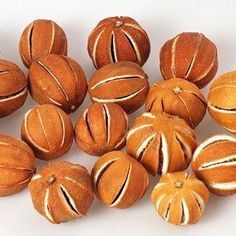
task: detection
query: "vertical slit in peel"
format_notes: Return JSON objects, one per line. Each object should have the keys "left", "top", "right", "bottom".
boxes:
{"left": 161, "top": 98, "right": 165, "bottom": 112}
{"left": 163, "top": 200, "right": 171, "bottom": 221}
{"left": 175, "top": 132, "right": 191, "bottom": 162}
{"left": 57, "top": 111, "right": 66, "bottom": 149}
{"left": 84, "top": 109, "right": 95, "bottom": 142}
{"left": 44, "top": 189, "right": 54, "bottom": 223}
{"left": 110, "top": 165, "right": 131, "bottom": 207}
{"left": 102, "top": 104, "right": 110, "bottom": 144}
{"left": 122, "top": 30, "right": 141, "bottom": 64}
{"left": 147, "top": 98, "right": 157, "bottom": 112}
{"left": 185, "top": 33, "right": 202, "bottom": 78}
{"left": 158, "top": 133, "right": 169, "bottom": 175}
{"left": 37, "top": 60, "right": 69, "bottom": 101}
{"left": 136, "top": 133, "right": 156, "bottom": 161}
{"left": 110, "top": 32, "right": 117, "bottom": 63}
{"left": 60, "top": 185, "right": 81, "bottom": 216}
{"left": 28, "top": 25, "right": 34, "bottom": 60}
{"left": 180, "top": 198, "right": 189, "bottom": 225}
{"left": 95, "top": 160, "right": 116, "bottom": 190}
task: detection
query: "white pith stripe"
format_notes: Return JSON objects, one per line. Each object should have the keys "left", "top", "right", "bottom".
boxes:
{"left": 153, "top": 182, "right": 167, "bottom": 190}
{"left": 180, "top": 198, "right": 190, "bottom": 225}
{"left": 121, "top": 29, "right": 142, "bottom": 64}
{"left": 48, "top": 21, "right": 55, "bottom": 53}
{"left": 175, "top": 132, "right": 192, "bottom": 163}
{"left": 171, "top": 35, "right": 180, "bottom": 78}
{"left": 64, "top": 176, "right": 92, "bottom": 196}
{"left": 24, "top": 109, "right": 50, "bottom": 153}
{"left": 94, "top": 159, "right": 118, "bottom": 185}
{"left": 0, "top": 87, "right": 27, "bottom": 102}
{"left": 91, "top": 86, "right": 145, "bottom": 103}
{"left": 37, "top": 60, "right": 69, "bottom": 101}
{"left": 60, "top": 184, "right": 83, "bottom": 216}
{"left": 37, "top": 109, "right": 51, "bottom": 151}
{"left": 0, "top": 175, "right": 32, "bottom": 189}
{"left": 44, "top": 189, "right": 55, "bottom": 223}
{"left": 191, "top": 191, "right": 205, "bottom": 212}
{"left": 161, "top": 133, "right": 169, "bottom": 174}
{"left": 210, "top": 85, "right": 236, "bottom": 92}
{"left": 90, "top": 74, "right": 145, "bottom": 90}
{"left": 175, "top": 126, "right": 195, "bottom": 138}
{"left": 92, "top": 29, "right": 105, "bottom": 68}
{"left": 136, "top": 132, "right": 156, "bottom": 159}
{"left": 47, "top": 96, "right": 63, "bottom": 106}
{"left": 57, "top": 111, "right": 66, "bottom": 149}
{"left": 142, "top": 112, "right": 156, "bottom": 118}
{"left": 127, "top": 124, "right": 153, "bottom": 139}
{"left": 111, "top": 31, "right": 118, "bottom": 62}
{"left": 155, "top": 194, "right": 165, "bottom": 212}
{"left": 31, "top": 174, "right": 42, "bottom": 181}
{"left": 114, "top": 133, "right": 126, "bottom": 149}
{"left": 208, "top": 102, "right": 236, "bottom": 114}
{"left": 177, "top": 94, "right": 194, "bottom": 127}
{"left": 103, "top": 104, "right": 111, "bottom": 144}
{"left": 184, "top": 90, "right": 206, "bottom": 105}
{"left": 110, "top": 166, "right": 131, "bottom": 207}
{"left": 200, "top": 155, "right": 236, "bottom": 169}
{"left": 185, "top": 33, "right": 202, "bottom": 78}
{"left": 193, "top": 134, "right": 236, "bottom": 161}
{"left": 225, "top": 127, "right": 236, "bottom": 132}
{"left": 193, "top": 55, "right": 217, "bottom": 82}
{"left": 88, "top": 23, "right": 106, "bottom": 39}
{"left": 207, "top": 181, "right": 236, "bottom": 190}
{"left": 123, "top": 23, "right": 146, "bottom": 34}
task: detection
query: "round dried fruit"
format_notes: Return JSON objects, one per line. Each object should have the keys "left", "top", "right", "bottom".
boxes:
{"left": 21, "top": 104, "right": 73, "bottom": 160}
{"left": 92, "top": 151, "right": 149, "bottom": 209}
{"left": 28, "top": 161, "right": 94, "bottom": 224}
{"left": 28, "top": 54, "right": 87, "bottom": 113}
{"left": 208, "top": 71, "right": 236, "bottom": 132}
{"left": 151, "top": 171, "right": 209, "bottom": 225}
{"left": 0, "top": 134, "right": 35, "bottom": 197}
{"left": 0, "top": 59, "right": 28, "bottom": 117}
{"left": 126, "top": 112, "right": 197, "bottom": 176}
{"left": 88, "top": 61, "right": 149, "bottom": 114}
{"left": 146, "top": 78, "right": 206, "bottom": 128}
{"left": 191, "top": 134, "right": 236, "bottom": 196}
{"left": 88, "top": 16, "right": 150, "bottom": 69}
{"left": 75, "top": 103, "right": 128, "bottom": 156}
{"left": 19, "top": 19, "right": 67, "bottom": 68}
{"left": 160, "top": 32, "right": 218, "bottom": 88}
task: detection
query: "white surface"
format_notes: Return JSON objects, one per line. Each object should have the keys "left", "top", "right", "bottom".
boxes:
{"left": 0, "top": 0, "right": 235, "bottom": 235}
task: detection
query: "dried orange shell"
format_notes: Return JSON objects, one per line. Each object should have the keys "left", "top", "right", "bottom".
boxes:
{"left": 19, "top": 19, "right": 67, "bottom": 68}
{"left": 146, "top": 78, "right": 206, "bottom": 128}
{"left": 91, "top": 151, "right": 149, "bottom": 209}
{"left": 75, "top": 103, "right": 128, "bottom": 156}
{"left": 88, "top": 16, "right": 150, "bottom": 68}
{"left": 160, "top": 32, "right": 218, "bottom": 88}
{"left": 126, "top": 112, "right": 197, "bottom": 175}
{"left": 191, "top": 134, "right": 236, "bottom": 196}
{"left": 0, "top": 59, "right": 28, "bottom": 117}
{"left": 0, "top": 134, "right": 35, "bottom": 196}
{"left": 151, "top": 171, "right": 209, "bottom": 225}
{"left": 28, "top": 161, "right": 94, "bottom": 224}
{"left": 28, "top": 54, "right": 87, "bottom": 113}
{"left": 208, "top": 71, "right": 236, "bottom": 132}
{"left": 21, "top": 104, "right": 73, "bottom": 160}
{"left": 88, "top": 61, "right": 149, "bottom": 114}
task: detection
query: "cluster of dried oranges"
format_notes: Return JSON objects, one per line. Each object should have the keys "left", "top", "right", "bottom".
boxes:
{"left": 0, "top": 16, "right": 236, "bottom": 226}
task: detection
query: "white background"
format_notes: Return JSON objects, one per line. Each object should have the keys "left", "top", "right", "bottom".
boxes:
{"left": 0, "top": 0, "right": 235, "bottom": 235}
